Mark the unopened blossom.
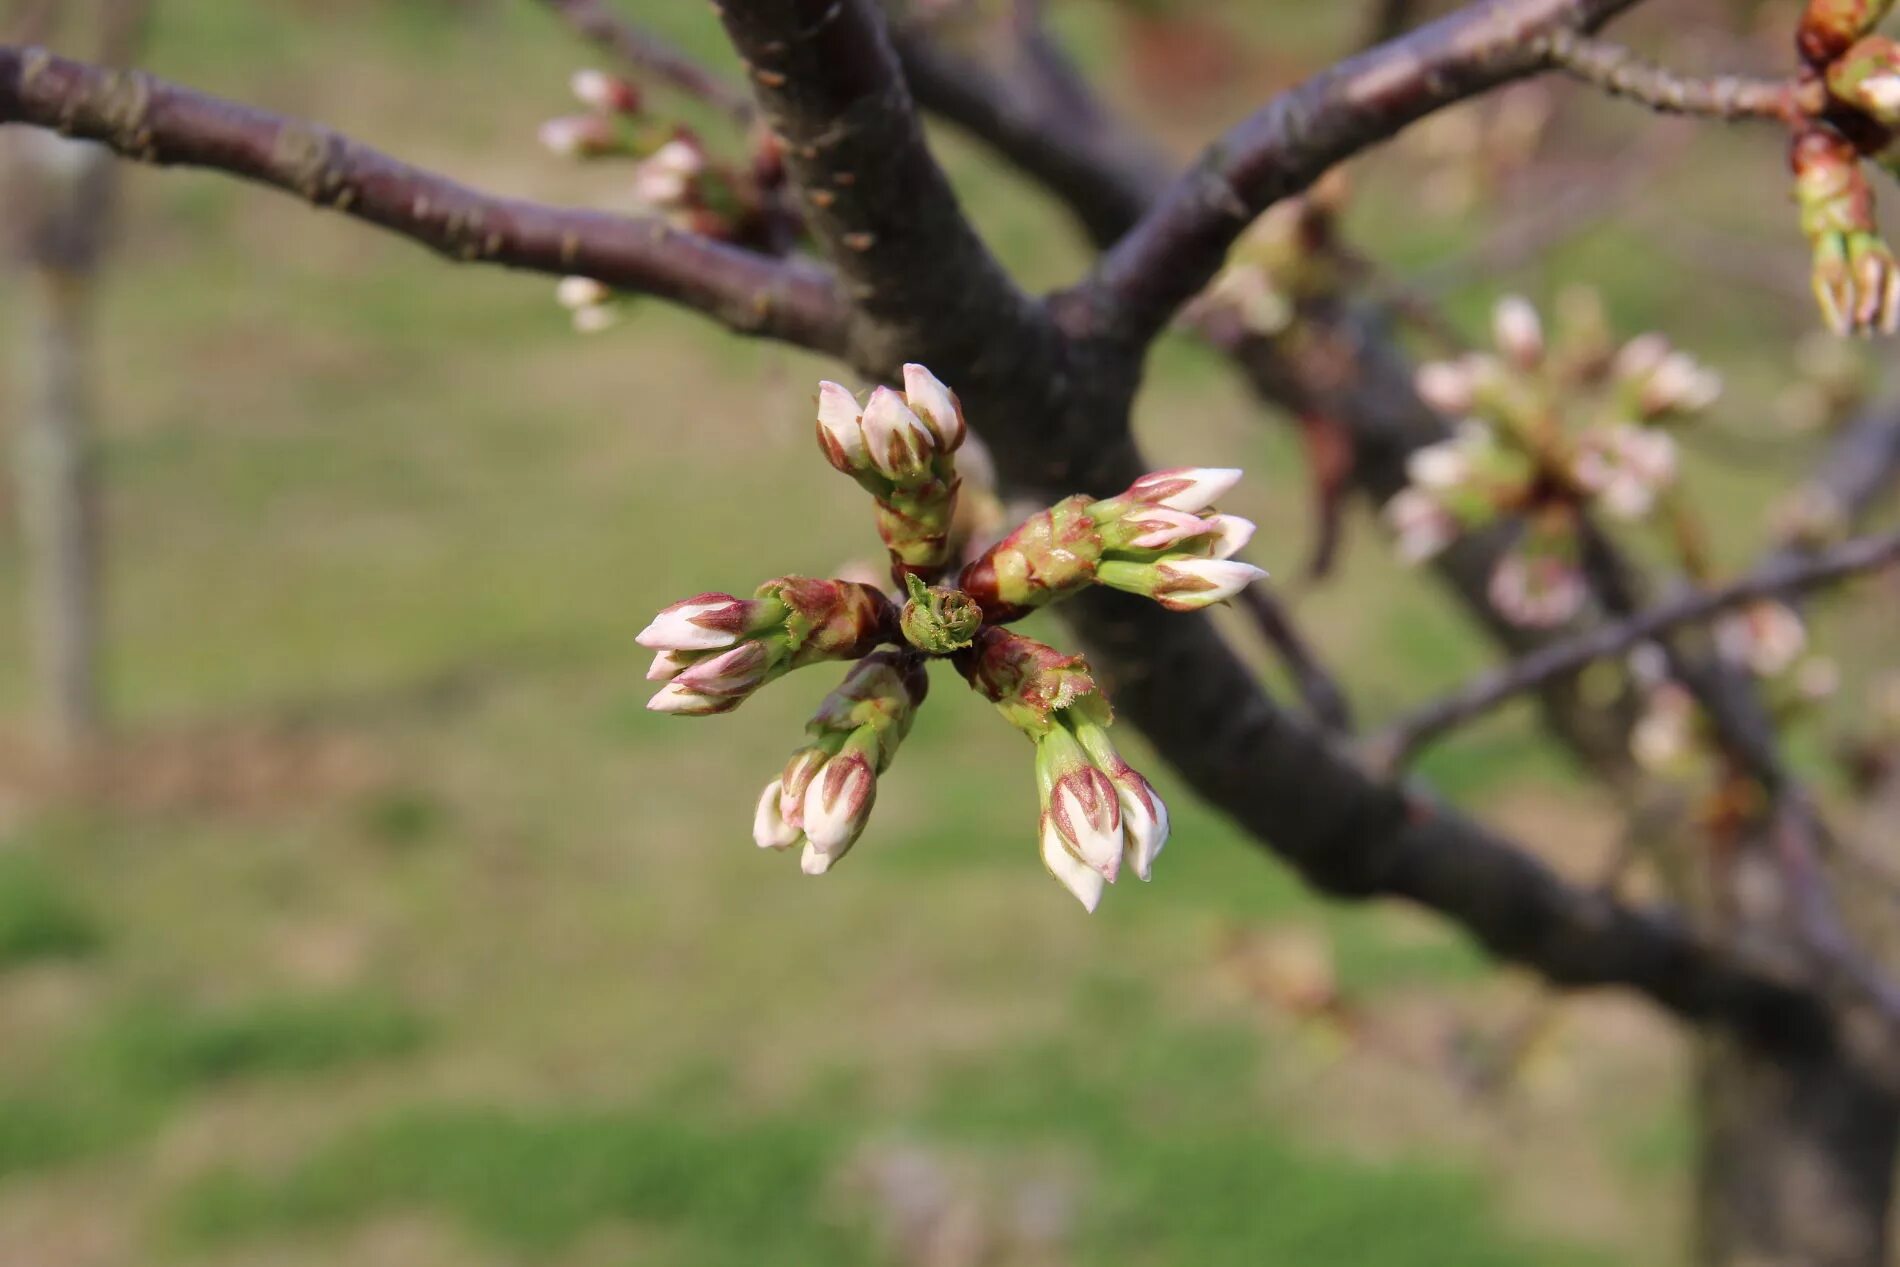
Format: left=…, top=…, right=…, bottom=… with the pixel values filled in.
left=1792, top=127, right=1900, bottom=336
left=1384, top=487, right=1458, bottom=564
left=555, top=275, right=617, bottom=333
left=958, top=627, right=1169, bottom=909
left=640, top=577, right=897, bottom=715
left=957, top=468, right=1256, bottom=620
left=570, top=68, right=642, bottom=116
left=1415, top=358, right=1478, bottom=416
left=1488, top=539, right=1586, bottom=628
left=538, top=113, right=620, bottom=159
left=1571, top=424, right=1678, bottom=520
left=1493, top=294, right=1545, bottom=369
left=752, top=652, right=928, bottom=873
left=629, top=137, right=707, bottom=212
left=1715, top=600, right=1808, bottom=678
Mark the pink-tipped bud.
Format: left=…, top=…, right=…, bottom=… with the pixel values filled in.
left=1414, top=360, right=1475, bottom=416
left=1108, top=767, right=1169, bottom=882
left=1493, top=295, right=1545, bottom=368
left=754, top=779, right=801, bottom=850
left=815, top=381, right=868, bottom=472
left=861, top=386, right=938, bottom=482
left=571, top=68, right=641, bottom=116
left=779, top=748, right=830, bottom=826
left=1641, top=352, right=1722, bottom=417
left=1405, top=438, right=1471, bottom=492
left=1716, top=601, right=1807, bottom=678
left=1203, top=515, right=1256, bottom=560
left=901, top=363, right=967, bottom=451
left=572, top=305, right=619, bottom=335
left=1384, top=488, right=1457, bottom=565
left=802, top=749, right=877, bottom=854
left=1612, top=333, right=1671, bottom=383
left=1049, top=767, right=1124, bottom=881
left=645, top=680, right=738, bottom=715
left=539, top=113, right=617, bottom=158
left=645, top=649, right=692, bottom=682
left=1488, top=553, right=1585, bottom=628
left=556, top=276, right=612, bottom=311
left=1039, top=816, right=1106, bottom=913
left=1122, top=506, right=1214, bottom=551
left=671, top=641, right=769, bottom=697
left=636, top=593, right=751, bottom=651
left=1150, top=557, right=1267, bottom=610
left=1123, top=467, right=1244, bottom=513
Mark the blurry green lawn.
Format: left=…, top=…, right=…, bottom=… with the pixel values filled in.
left=0, top=0, right=1865, bottom=1263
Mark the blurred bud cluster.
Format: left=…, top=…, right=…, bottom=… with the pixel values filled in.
left=1386, top=292, right=1719, bottom=628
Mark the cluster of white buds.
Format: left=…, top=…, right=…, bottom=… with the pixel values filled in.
left=538, top=68, right=643, bottom=159
left=638, top=578, right=897, bottom=715
left=628, top=135, right=709, bottom=221
left=555, top=275, right=618, bottom=334
left=958, top=467, right=1262, bottom=621
left=1387, top=294, right=1721, bottom=628
left=753, top=652, right=927, bottom=876
left=641, top=365, right=1258, bottom=911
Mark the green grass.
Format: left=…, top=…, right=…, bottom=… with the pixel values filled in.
left=0, top=849, right=103, bottom=968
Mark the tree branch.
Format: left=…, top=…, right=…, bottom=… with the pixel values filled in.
left=1543, top=29, right=1815, bottom=122
left=1235, top=579, right=1357, bottom=734
left=711, top=0, right=1051, bottom=378
left=530, top=0, right=755, bottom=123
left=1082, top=0, right=1645, bottom=350
left=0, top=43, right=852, bottom=354
left=1374, top=529, right=1900, bottom=769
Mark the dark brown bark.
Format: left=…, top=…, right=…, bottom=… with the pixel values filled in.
left=1696, top=1034, right=1898, bottom=1267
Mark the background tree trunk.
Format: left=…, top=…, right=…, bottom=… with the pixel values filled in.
left=1696, top=1033, right=1899, bottom=1267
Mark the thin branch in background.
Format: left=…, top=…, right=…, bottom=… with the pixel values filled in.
left=0, top=44, right=853, bottom=354
left=1541, top=28, right=1815, bottom=121
left=531, top=0, right=754, bottom=123
left=1371, top=528, right=1900, bottom=770
left=1084, top=0, right=1647, bottom=350
left=1234, top=580, right=1356, bottom=734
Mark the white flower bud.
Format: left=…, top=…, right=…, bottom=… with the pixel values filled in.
left=1125, top=467, right=1244, bottom=513
left=1202, top=514, right=1256, bottom=560
left=1049, top=767, right=1124, bottom=881
left=1384, top=488, right=1456, bottom=565
left=1414, top=360, right=1475, bottom=416
left=1492, top=294, right=1544, bottom=368
left=1109, top=767, right=1169, bottom=882
left=802, top=749, right=877, bottom=854
left=861, top=386, right=938, bottom=482
left=1405, top=439, right=1471, bottom=491
left=901, top=363, right=966, bottom=451
left=753, top=779, right=801, bottom=850
left=556, top=276, right=612, bottom=310
left=815, top=381, right=868, bottom=472
left=636, top=595, right=750, bottom=651
left=1040, top=816, right=1106, bottom=913
left=1150, top=557, right=1267, bottom=610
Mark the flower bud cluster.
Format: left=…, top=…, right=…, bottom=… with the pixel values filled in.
left=638, top=577, right=897, bottom=715
left=957, top=627, right=1169, bottom=910
left=643, top=365, right=1256, bottom=911
left=816, top=364, right=969, bottom=577
left=957, top=467, right=1262, bottom=620
left=1388, top=294, right=1719, bottom=627
left=753, top=652, right=928, bottom=876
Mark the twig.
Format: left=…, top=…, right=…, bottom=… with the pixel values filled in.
left=532, top=0, right=755, bottom=124
left=0, top=44, right=852, bottom=354
left=1372, top=528, right=1900, bottom=769
left=1083, top=0, right=1649, bottom=350
left=1235, top=580, right=1356, bottom=734
left=1541, top=28, right=1815, bottom=122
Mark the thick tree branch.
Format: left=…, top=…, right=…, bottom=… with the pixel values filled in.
left=1082, top=0, right=1644, bottom=349
left=531, top=0, right=755, bottom=123
left=712, top=0, right=1053, bottom=380
left=0, top=44, right=852, bottom=353
left=1375, top=529, right=1900, bottom=768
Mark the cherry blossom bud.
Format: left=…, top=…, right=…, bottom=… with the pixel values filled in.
left=1716, top=601, right=1807, bottom=677
left=557, top=276, right=612, bottom=311
left=1120, top=467, right=1244, bottom=513
left=1096, top=557, right=1266, bottom=611
left=571, top=305, right=619, bottom=335
left=1039, top=815, right=1106, bottom=912
left=1639, top=352, right=1723, bottom=417
left=862, top=386, right=938, bottom=483
left=1405, top=437, right=1472, bottom=491
left=1572, top=425, right=1677, bottom=520
left=901, top=363, right=967, bottom=451
left=672, top=641, right=771, bottom=698
left=815, top=381, right=869, bottom=473
left=803, top=746, right=877, bottom=857
left=1826, top=35, right=1900, bottom=123
left=1203, top=515, right=1256, bottom=560
left=636, top=593, right=753, bottom=651
left=539, top=113, right=618, bottom=158
left=645, top=649, right=692, bottom=682
left=1121, top=506, right=1214, bottom=552
left=1492, top=295, right=1545, bottom=369
left=1414, top=359, right=1476, bottom=416
left=647, top=679, right=740, bottom=715
left=1612, top=333, right=1671, bottom=384
left=571, top=68, right=642, bottom=116
left=1067, top=707, right=1170, bottom=882
left=753, top=778, right=801, bottom=850
left=1384, top=488, right=1457, bottom=565
left=1488, top=551, right=1585, bottom=628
